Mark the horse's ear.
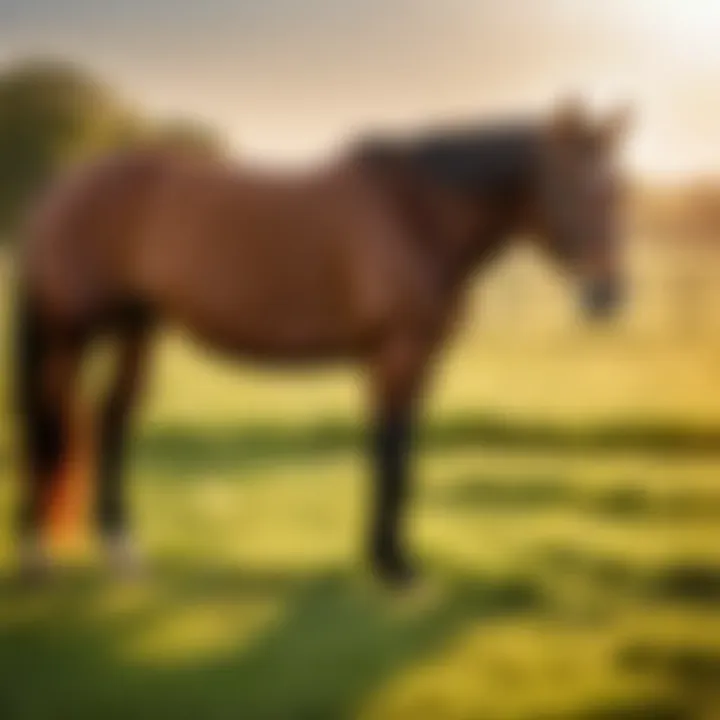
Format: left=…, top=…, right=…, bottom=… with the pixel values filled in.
left=599, top=105, right=633, bottom=148
left=547, top=97, right=590, bottom=144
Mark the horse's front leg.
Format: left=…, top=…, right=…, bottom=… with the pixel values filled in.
left=97, top=323, right=152, bottom=578
left=368, top=335, right=432, bottom=587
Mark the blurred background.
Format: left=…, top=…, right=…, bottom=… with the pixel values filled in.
left=2, top=1, right=720, bottom=718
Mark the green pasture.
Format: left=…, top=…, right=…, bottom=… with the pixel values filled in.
left=1, top=255, right=720, bottom=718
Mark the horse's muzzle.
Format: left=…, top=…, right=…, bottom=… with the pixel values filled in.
left=581, top=277, right=623, bottom=321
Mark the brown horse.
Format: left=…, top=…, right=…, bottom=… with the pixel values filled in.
left=14, top=101, right=629, bottom=585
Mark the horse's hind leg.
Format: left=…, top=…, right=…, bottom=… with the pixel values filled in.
left=15, top=298, right=85, bottom=580
left=96, top=317, right=152, bottom=576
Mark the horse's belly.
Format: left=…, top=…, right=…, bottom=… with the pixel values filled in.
left=147, top=254, right=383, bottom=361
left=172, top=304, right=368, bottom=362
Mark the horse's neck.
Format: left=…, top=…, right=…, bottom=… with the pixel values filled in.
left=438, top=190, right=525, bottom=289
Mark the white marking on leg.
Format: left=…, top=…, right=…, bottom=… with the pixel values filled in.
left=104, top=533, right=145, bottom=579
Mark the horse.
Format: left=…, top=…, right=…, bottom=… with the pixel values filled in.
left=13, top=101, right=629, bottom=586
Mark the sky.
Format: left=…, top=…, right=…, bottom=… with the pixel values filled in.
left=1, top=0, right=720, bottom=178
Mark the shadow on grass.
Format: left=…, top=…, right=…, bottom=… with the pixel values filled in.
left=649, top=563, right=720, bottom=605
left=0, top=562, right=702, bottom=719
left=579, top=699, right=690, bottom=720
left=136, top=412, right=720, bottom=477
left=429, top=475, right=720, bottom=521
left=1, top=558, right=710, bottom=720
left=538, top=542, right=720, bottom=605
left=0, top=564, right=542, bottom=720
left=620, top=642, right=720, bottom=714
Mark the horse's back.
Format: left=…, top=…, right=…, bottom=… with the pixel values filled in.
left=133, top=155, right=419, bottom=356
left=23, top=147, right=434, bottom=357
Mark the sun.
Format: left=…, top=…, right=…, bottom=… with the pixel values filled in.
left=622, top=0, right=720, bottom=66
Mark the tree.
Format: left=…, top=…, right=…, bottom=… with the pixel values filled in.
left=0, top=58, right=137, bottom=235
left=0, top=58, right=225, bottom=238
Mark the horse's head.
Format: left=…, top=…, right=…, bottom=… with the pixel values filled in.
left=531, top=100, right=631, bottom=321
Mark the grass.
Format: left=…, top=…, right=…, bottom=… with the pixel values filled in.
left=3, top=438, right=720, bottom=718
left=2, top=265, right=720, bottom=717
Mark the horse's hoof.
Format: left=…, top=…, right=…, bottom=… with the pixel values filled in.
left=373, top=557, right=418, bottom=591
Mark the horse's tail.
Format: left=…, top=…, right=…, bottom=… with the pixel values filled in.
left=14, top=284, right=90, bottom=546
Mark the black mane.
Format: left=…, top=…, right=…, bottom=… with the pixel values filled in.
left=360, top=121, right=541, bottom=198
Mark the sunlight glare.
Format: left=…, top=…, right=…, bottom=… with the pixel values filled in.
left=625, top=0, right=720, bottom=66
